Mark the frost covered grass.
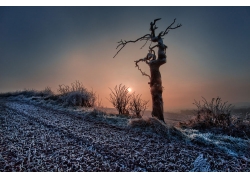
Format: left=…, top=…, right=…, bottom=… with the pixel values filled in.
left=128, top=117, right=183, bottom=140
left=1, top=89, right=250, bottom=160
left=179, top=128, right=250, bottom=157
left=179, top=97, right=250, bottom=140
left=0, top=87, right=53, bottom=98
left=128, top=118, right=250, bottom=158
left=0, top=81, right=97, bottom=108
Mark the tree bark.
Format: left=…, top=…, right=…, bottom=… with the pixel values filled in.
left=149, top=59, right=166, bottom=121
left=150, top=64, right=163, bottom=121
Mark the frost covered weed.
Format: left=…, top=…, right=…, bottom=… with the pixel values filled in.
left=58, top=81, right=96, bottom=107
left=192, top=97, right=233, bottom=128
left=180, top=128, right=250, bottom=157
left=180, top=97, right=250, bottom=139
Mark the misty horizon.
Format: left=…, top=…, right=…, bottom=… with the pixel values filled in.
left=1, top=6, right=250, bottom=112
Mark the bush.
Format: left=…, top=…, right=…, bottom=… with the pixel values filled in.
left=179, top=97, right=250, bottom=139
left=191, top=97, right=233, bottom=129
left=128, top=93, right=149, bottom=118
left=108, top=84, right=131, bottom=115
left=58, top=81, right=96, bottom=107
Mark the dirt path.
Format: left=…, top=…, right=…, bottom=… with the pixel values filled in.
left=0, top=98, right=249, bottom=171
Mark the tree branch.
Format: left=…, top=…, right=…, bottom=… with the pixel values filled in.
left=134, top=59, right=151, bottom=79
left=150, top=18, right=161, bottom=37
left=163, top=18, right=182, bottom=36
left=113, top=18, right=181, bottom=58
left=113, top=34, right=151, bottom=58
left=140, top=38, right=149, bottom=49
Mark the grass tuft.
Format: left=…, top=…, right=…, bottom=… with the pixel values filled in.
left=128, top=117, right=184, bottom=140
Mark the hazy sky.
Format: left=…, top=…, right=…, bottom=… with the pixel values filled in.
left=1, top=6, right=250, bottom=111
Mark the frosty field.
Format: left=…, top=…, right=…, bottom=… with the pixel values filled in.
left=0, top=96, right=249, bottom=172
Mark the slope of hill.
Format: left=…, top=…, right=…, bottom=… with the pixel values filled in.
left=0, top=96, right=249, bottom=172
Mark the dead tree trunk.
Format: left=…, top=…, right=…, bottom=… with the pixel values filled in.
left=150, top=63, right=164, bottom=120
left=148, top=38, right=167, bottom=121
left=113, top=18, right=181, bottom=123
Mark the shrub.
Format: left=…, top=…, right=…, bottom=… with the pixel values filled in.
left=191, top=97, right=233, bottom=129
left=128, top=93, right=149, bottom=118
left=58, top=81, right=96, bottom=107
left=179, top=97, right=250, bottom=139
left=108, top=84, right=131, bottom=115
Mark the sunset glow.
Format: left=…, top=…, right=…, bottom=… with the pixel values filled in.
left=0, top=6, right=250, bottom=112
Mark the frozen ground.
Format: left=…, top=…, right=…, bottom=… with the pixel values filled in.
left=0, top=97, right=249, bottom=171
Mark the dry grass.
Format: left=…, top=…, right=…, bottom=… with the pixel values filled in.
left=0, top=87, right=53, bottom=98
left=128, top=117, right=183, bottom=140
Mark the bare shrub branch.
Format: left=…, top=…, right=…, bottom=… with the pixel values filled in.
left=108, top=84, right=132, bottom=115
left=129, top=93, right=149, bottom=118
left=191, top=97, right=233, bottom=128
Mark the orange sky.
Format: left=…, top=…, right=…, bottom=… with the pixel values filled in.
left=1, top=7, right=250, bottom=112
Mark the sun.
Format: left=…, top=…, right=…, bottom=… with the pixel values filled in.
left=128, top=88, right=132, bottom=92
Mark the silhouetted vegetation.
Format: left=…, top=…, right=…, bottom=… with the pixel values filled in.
left=179, top=97, right=250, bottom=139
left=108, top=84, right=149, bottom=117
left=108, top=84, right=131, bottom=115
left=129, top=94, right=149, bottom=118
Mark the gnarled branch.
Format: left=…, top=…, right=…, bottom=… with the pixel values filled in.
left=150, top=18, right=161, bottom=37
left=140, top=38, right=150, bottom=49
left=113, top=18, right=181, bottom=58
left=134, top=49, right=158, bottom=79
left=113, top=34, right=151, bottom=58
left=134, top=59, right=151, bottom=79
left=163, top=18, right=182, bottom=36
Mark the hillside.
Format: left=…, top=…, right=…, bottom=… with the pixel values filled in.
left=0, top=96, right=249, bottom=172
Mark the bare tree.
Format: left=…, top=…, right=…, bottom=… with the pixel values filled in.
left=114, top=18, right=182, bottom=122
left=108, top=84, right=131, bottom=115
